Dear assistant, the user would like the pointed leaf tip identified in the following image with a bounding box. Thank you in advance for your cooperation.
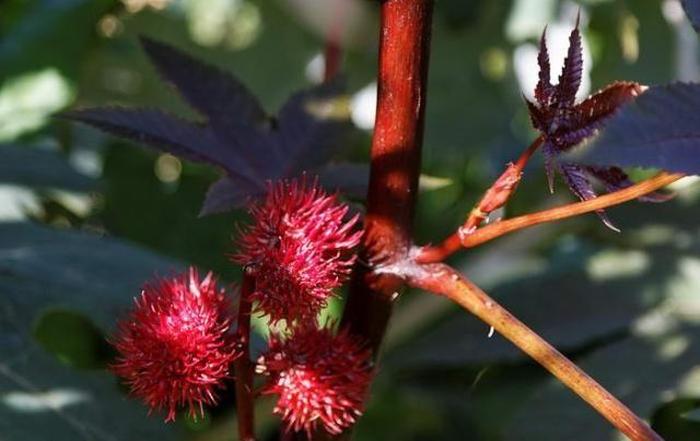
[543,142,558,194]
[560,163,620,231]
[61,106,240,170]
[535,27,554,106]
[138,35,267,129]
[555,22,584,108]
[599,212,621,233]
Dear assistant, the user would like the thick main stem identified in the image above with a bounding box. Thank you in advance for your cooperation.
[341,0,434,353]
[234,273,256,441]
[406,263,663,441]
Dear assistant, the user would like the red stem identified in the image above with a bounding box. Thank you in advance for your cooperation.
[513,134,543,170]
[341,0,434,353]
[324,40,341,82]
[322,0,346,82]
[406,263,663,441]
[234,273,256,441]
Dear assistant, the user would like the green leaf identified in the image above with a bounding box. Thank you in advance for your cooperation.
[0,222,182,440]
[0,222,181,352]
[653,398,700,440]
[0,348,181,441]
[0,0,116,140]
[682,408,700,423]
[504,253,700,441]
[505,324,700,440]
[0,69,74,141]
[0,144,94,192]
[33,309,113,370]
[0,0,115,81]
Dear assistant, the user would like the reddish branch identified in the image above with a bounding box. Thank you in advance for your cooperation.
[322,0,347,82]
[340,0,434,353]
[405,263,663,441]
[234,273,256,441]
[417,135,543,263]
[324,41,341,82]
[417,167,682,263]
[458,171,683,248]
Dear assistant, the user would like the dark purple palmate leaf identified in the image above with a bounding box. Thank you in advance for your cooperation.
[570,82,700,176]
[585,166,673,203]
[62,38,353,215]
[317,162,369,199]
[200,176,266,215]
[140,37,267,131]
[526,19,669,229]
[59,107,260,185]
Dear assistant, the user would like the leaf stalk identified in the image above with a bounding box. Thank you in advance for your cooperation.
[406,263,664,441]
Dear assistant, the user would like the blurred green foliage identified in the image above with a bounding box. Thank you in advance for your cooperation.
[1,0,700,440]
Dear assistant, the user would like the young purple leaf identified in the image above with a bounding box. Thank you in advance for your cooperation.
[543,142,558,193]
[276,80,351,174]
[526,19,670,228]
[560,163,619,231]
[554,14,583,108]
[318,162,370,199]
[570,82,643,130]
[586,166,673,203]
[535,27,554,107]
[525,98,547,133]
[569,82,700,175]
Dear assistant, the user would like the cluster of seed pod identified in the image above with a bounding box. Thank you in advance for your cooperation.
[111,177,372,437]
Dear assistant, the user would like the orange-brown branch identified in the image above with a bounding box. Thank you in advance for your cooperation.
[406,263,663,441]
[418,171,683,262]
[459,171,682,248]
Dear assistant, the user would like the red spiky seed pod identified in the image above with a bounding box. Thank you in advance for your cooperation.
[111,268,240,421]
[257,324,373,436]
[234,178,362,323]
